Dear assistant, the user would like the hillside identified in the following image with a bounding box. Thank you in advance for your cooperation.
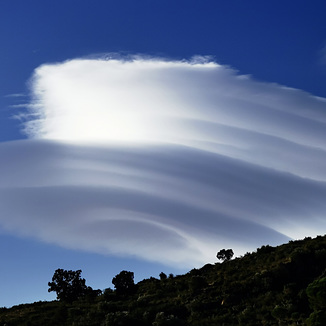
[2,235,326,325]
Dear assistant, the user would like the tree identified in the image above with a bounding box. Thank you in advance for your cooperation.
[306,276,326,325]
[48,269,91,302]
[112,270,136,295]
[159,272,167,281]
[216,249,234,262]
[306,277,326,310]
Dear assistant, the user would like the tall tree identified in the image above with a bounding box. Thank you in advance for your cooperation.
[48,269,90,302]
[216,249,234,262]
[112,270,136,295]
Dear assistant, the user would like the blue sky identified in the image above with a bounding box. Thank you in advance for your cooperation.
[0,0,326,307]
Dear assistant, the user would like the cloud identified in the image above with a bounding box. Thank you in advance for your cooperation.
[1,56,326,267]
[4,93,26,98]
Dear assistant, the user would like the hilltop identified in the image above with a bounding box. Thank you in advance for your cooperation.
[1,235,326,325]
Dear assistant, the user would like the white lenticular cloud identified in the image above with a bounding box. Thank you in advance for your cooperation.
[1,55,326,267]
[25,57,326,179]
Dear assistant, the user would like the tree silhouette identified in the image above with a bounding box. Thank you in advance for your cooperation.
[159,272,167,280]
[112,270,135,295]
[216,249,234,262]
[48,269,91,302]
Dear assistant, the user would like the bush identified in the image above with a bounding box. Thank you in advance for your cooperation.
[306,277,326,310]
[112,271,136,295]
[306,310,326,326]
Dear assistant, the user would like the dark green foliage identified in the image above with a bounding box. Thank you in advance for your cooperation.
[306,310,326,326]
[153,312,186,326]
[189,275,207,294]
[48,269,95,303]
[104,311,146,326]
[257,244,275,255]
[3,235,326,325]
[103,287,115,301]
[306,276,326,310]
[159,272,167,280]
[112,270,136,295]
[216,248,234,262]
[306,276,326,325]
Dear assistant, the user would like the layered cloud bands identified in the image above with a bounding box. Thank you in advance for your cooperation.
[2,56,326,266]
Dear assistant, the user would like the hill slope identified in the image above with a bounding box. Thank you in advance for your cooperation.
[2,235,326,325]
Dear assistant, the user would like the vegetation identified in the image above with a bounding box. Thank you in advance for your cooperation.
[111,270,136,295]
[216,248,234,262]
[2,235,326,325]
[48,269,100,303]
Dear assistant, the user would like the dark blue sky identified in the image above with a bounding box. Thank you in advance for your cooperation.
[1,0,326,308]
